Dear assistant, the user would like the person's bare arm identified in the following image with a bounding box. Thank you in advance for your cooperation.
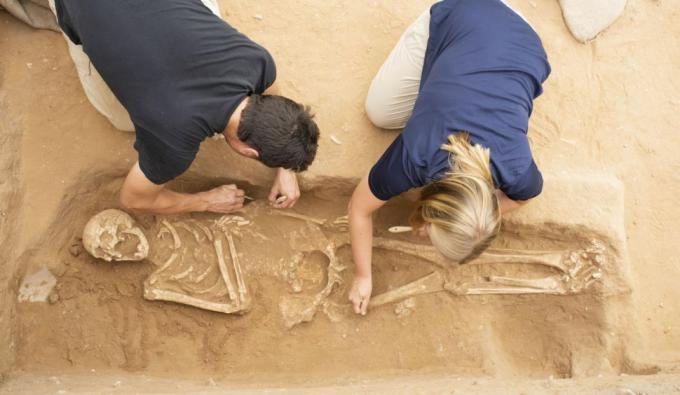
[348,173,387,315]
[119,162,245,214]
[496,189,531,214]
[268,167,300,209]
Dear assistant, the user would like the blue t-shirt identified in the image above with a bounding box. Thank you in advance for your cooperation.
[368,0,551,201]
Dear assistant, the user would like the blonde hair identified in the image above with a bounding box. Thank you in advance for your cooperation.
[410,132,501,264]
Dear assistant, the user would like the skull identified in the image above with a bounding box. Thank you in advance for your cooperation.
[82,209,149,262]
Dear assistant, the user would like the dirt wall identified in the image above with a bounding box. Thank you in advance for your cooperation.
[0,93,22,376]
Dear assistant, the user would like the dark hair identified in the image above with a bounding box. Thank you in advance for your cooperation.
[237,95,319,172]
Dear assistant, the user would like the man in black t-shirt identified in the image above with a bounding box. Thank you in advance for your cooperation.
[52,0,319,214]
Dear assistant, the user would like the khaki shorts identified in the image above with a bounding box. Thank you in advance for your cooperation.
[365,0,528,130]
[48,0,222,132]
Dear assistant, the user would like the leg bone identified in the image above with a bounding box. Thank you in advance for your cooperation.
[485,275,564,292]
[371,271,445,308]
[144,288,243,315]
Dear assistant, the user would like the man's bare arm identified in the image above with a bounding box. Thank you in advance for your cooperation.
[119,162,245,214]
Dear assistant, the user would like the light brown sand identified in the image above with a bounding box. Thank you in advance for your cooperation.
[1,0,679,392]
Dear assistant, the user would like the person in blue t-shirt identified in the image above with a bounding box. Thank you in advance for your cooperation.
[348,0,551,315]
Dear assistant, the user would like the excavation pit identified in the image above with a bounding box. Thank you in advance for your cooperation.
[5,171,647,389]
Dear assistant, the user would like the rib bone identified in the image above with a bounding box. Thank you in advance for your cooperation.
[175,222,201,243]
[161,220,181,249]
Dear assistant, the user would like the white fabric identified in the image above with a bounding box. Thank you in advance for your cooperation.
[48,0,222,132]
[364,1,528,130]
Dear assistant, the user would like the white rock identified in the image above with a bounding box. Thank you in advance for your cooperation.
[558,0,627,43]
[18,267,57,303]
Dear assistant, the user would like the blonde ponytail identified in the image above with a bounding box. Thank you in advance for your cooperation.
[411,132,501,264]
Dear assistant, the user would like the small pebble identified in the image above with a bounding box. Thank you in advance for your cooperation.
[48,292,60,304]
[69,243,82,257]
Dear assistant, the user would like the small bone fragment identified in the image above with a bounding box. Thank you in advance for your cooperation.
[121,228,150,260]
[194,265,213,283]
[244,195,255,201]
[276,196,288,204]
[225,231,248,302]
[161,220,181,249]
[388,226,412,234]
[157,227,170,239]
[170,265,194,281]
[242,228,269,241]
[274,211,326,226]
[395,297,416,318]
[214,239,238,301]
[175,222,201,243]
[191,221,214,242]
[144,288,244,315]
[333,215,348,225]
[280,295,318,327]
[371,271,445,308]
[330,135,342,145]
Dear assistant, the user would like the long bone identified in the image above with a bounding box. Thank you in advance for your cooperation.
[224,231,250,308]
[365,239,607,309]
[272,211,327,226]
[213,238,238,302]
[370,271,445,308]
[144,288,244,315]
[368,272,567,309]
[373,237,568,273]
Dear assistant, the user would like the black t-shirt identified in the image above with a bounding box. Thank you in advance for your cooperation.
[55,0,277,184]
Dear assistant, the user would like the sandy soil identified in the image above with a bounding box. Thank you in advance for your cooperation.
[1,0,680,392]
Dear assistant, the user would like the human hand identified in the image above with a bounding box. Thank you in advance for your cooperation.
[268,168,300,209]
[348,275,373,316]
[199,184,245,213]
